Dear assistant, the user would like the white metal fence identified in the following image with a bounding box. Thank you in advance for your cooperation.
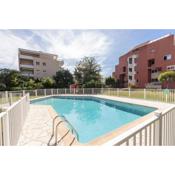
[1,88,175,108]
[2,88,174,103]
[1,88,175,146]
[103,106,175,146]
[0,94,30,145]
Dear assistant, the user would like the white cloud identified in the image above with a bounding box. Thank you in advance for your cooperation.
[33,30,112,65]
[0,30,41,69]
[0,30,112,75]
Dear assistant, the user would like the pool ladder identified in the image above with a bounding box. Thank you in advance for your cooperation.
[47,116,79,146]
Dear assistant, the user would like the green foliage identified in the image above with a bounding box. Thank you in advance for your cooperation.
[41,77,55,89]
[105,76,116,87]
[158,70,175,83]
[0,69,23,90]
[83,80,103,88]
[74,57,102,87]
[0,68,54,90]
[54,69,74,88]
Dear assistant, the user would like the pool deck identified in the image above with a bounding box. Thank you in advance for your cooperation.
[18,95,175,146]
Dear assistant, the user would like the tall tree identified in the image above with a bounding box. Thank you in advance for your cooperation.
[41,77,55,89]
[0,69,23,90]
[54,69,74,88]
[74,57,102,87]
[105,76,116,87]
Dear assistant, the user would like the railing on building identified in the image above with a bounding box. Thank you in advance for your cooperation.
[0,94,30,146]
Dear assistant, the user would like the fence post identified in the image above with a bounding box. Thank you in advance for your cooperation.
[9,93,13,105]
[5,91,8,103]
[129,88,131,97]
[155,111,162,146]
[51,89,53,95]
[166,94,168,103]
[22,90,25,96]
[65,89,66,94]
[101,87,103,95]
[2,112,10,145]
[144,89,146,99]
[117,88,119,96]
[35,89,37,97]
[57,89,58,95]
[44,89,46,96]
[92,88,94,94]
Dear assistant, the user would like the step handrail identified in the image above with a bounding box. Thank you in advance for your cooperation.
[61,115,79,141]
[48,115,79,146]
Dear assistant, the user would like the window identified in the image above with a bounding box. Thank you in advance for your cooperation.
[129,76,132,80]
[123,66,126,72]
[36,61,40,65]
[151,49,155,53]
[129,68,132,72]
[36,69,40,72]
[43,62,46,66]
[148,59,155,67]
[137,79,139,83]
[164,54,172,61]
[43,70,46,72]
[129,58,132,64]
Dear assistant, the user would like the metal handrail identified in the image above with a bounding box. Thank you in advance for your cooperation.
[47,116,58,146]
[48,115,79,146]
[61,116,79,141]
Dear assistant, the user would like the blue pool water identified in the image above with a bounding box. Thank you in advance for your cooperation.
[32,96,156,143]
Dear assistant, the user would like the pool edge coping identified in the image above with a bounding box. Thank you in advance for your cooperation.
[30,95,175,146]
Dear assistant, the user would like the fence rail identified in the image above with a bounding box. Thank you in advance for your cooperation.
[103,106,175,146]
[1,88,175,146]
[0,94,29,145]
[1,88,175,110]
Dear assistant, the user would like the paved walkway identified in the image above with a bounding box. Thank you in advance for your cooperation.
[18,105,54,146]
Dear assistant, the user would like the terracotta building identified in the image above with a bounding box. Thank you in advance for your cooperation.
[113,34,175,88]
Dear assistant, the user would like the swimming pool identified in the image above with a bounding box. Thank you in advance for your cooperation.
[32,96,156,143]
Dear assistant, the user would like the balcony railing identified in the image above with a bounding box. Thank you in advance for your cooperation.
[19,54,34,60]
[19,64,34,69]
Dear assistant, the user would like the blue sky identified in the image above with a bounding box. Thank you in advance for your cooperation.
[0,29,175,77]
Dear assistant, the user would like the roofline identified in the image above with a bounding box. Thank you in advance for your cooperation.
[119,34,174,59]
[18,48,58,57]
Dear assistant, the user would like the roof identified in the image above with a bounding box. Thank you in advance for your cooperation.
[131,34,172,51]
[18,48,58,57]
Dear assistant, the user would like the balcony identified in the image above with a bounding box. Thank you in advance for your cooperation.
[19,54,34,60]
[21,72,34,77]
[19,64,34,69]
[58,60,64,66]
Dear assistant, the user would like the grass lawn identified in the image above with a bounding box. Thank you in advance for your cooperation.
[1,89,175,107]
[102,89,174,103]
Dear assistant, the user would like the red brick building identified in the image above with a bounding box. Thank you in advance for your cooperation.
[113,34,175,88]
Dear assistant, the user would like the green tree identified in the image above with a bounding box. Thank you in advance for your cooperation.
[158,70,175,88]
[41,77,55,88]
[54,69,74,88]
[0,69,23,90]
[74,57,102,87]
[105,76,116,87]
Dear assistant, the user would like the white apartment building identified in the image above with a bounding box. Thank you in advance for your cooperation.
[18,48,64,79]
